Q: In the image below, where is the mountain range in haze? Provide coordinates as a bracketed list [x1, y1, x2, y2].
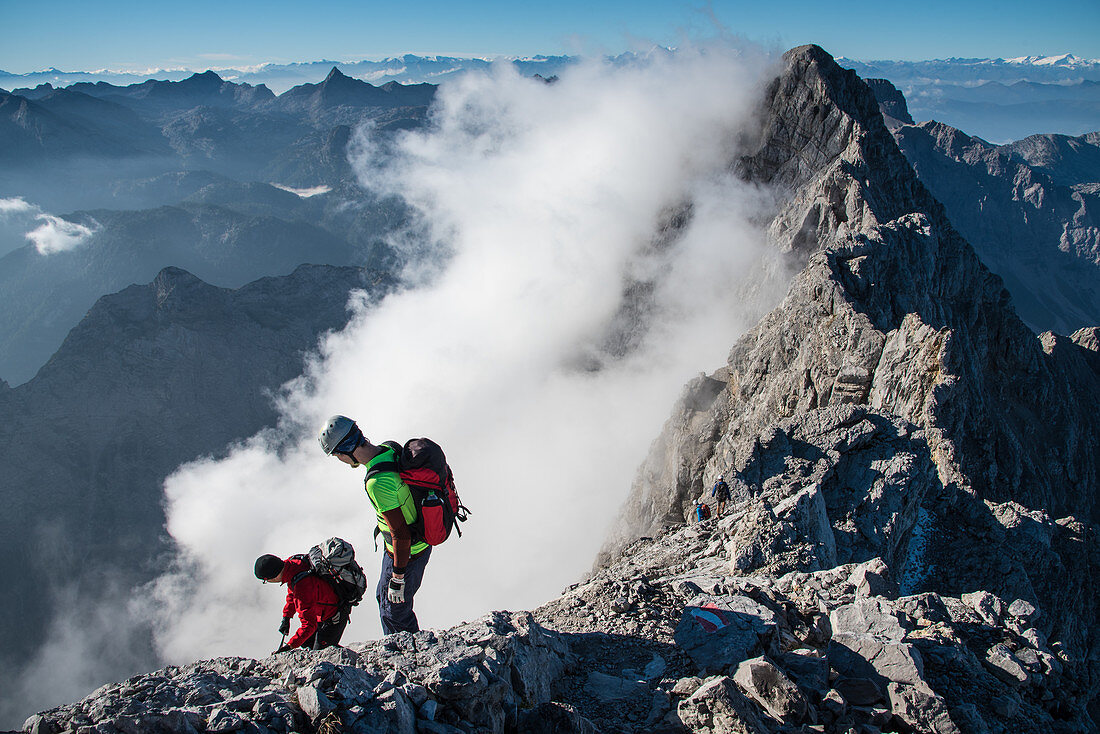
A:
[0, 66, 422, 384]
[3, 52, 1100, 143]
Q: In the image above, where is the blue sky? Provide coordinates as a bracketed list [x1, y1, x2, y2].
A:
[1, 0, 1097, 73]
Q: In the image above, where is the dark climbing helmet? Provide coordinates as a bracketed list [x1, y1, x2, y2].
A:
[319, 415, 361, 455]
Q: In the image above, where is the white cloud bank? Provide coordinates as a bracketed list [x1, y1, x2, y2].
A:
[142, 41, 790, 663]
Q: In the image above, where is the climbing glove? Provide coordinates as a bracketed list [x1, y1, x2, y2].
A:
[387, 575, 406, 604]
[278, 617, 291, 635]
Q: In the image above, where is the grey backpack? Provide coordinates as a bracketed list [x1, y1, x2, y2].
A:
[290, 537, 367, 611]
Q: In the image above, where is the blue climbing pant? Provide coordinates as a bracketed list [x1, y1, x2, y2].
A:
[376, 546, 432, 635]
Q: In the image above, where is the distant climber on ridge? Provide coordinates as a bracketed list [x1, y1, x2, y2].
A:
[711, 475, 731, 517]
[254, 553, 348, 652]
[318, 415, 435, 635]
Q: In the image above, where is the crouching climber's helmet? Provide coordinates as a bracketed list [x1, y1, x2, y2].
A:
[319, 415, 363, 455]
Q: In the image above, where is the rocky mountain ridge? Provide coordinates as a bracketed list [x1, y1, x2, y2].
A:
[21, 499, 1088, 734]
[0, 67, 432, 216]
[15, 45, 1100, 734]
[602, 42, 1100, 726]
[5, 52, 1094, 95]
[0, 55, 579, 95]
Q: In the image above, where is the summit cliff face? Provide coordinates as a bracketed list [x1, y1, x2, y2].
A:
[606, 45, 1100, 544]
[602, 44, 1100, 727]
[22, 46, 1100, 734]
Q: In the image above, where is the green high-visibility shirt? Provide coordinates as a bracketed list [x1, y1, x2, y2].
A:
[363, 446, 429, 556]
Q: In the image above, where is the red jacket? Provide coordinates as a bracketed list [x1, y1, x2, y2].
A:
[279, 556, 340, 648]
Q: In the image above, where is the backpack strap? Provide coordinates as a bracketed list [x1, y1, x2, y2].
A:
[290, 566, 342, 611]
[364, 461, 399, 481]
[363, 442, 402, 482]
[289, 569, 314, 589]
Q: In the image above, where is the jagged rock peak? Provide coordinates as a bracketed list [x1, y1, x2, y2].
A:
[865, 77, 914, 126]
[1074, 326, 1100, 353]
[738, 43, 941, 253]
[322, 65, 367, 87]
[180, 70, 226, 87]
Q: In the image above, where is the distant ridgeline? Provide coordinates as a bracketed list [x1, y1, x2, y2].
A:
[4, 51, 1098, 141]
[839, 55, 1100, 142]
[0, 54, 580, 94]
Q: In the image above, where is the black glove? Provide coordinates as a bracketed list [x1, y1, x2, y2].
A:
[278, 617, 291, 635]
[387, 575, 406, 604]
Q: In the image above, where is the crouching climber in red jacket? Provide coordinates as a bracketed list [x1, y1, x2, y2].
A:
[255, 554, 347, 652]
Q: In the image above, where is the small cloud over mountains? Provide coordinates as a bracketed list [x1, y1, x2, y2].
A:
[271, 183, 332, 198]
[0, 198, 98, 255]
[0, 196, 35, 214]
[27, 214, 98, 255]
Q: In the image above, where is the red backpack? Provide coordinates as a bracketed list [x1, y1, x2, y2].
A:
[366, 438, 469, 545]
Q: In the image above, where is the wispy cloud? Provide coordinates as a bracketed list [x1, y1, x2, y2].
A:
[0, 196, 35, 215]
[26, 214, 98, 255]
[0, 197, 98, 255]
[271, 183, 332, 198]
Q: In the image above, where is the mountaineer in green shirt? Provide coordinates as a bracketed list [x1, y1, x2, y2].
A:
[319, 415, 432, 634]
[363, 446, 430, 558]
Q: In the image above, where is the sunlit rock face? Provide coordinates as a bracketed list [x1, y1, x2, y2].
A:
[602, 43, 1100, 729]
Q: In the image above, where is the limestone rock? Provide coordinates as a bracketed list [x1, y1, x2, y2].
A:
[887, 682, 960, 734]
[830, 598, 909, 639]
[829, 632, 928, 693]
[296, 684, 335, 722]
[732, 656, 808, 722]
[676, 676, 771, 734]
[515, 702, 599, 733]
[26, 612, 568, 734]
[983, 644, 1031, 686]
[673, 595, 778, 674]
[848, 558, 899, 599]
[584, 672, 649, 702]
